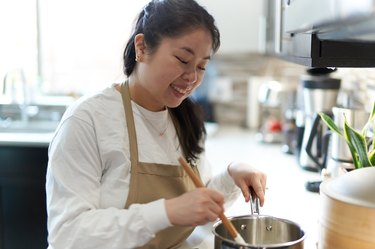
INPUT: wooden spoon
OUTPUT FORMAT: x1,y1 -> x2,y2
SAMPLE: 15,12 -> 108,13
178,157 -> 246,244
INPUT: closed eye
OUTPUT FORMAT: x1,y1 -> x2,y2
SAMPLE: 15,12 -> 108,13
176,56 -> 206,71
176,56 -> 188,64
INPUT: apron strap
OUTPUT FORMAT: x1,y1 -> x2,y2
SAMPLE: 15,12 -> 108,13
121,81 -> 139,204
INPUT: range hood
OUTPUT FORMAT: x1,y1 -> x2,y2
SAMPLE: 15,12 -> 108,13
272,0 -> 375,67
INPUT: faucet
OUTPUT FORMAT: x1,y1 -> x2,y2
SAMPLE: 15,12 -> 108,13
3,68 -> 29,123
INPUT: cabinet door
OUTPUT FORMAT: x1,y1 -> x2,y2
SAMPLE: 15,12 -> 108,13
197,0 -> 266,53
0,146 -> 48,249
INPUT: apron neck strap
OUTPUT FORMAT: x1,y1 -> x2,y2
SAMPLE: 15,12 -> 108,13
120,80 -> 139,167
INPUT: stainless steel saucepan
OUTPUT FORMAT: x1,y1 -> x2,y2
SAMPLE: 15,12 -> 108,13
212,197 -> 306,249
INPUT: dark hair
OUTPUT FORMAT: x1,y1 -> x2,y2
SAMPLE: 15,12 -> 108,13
123,0 -> 220,164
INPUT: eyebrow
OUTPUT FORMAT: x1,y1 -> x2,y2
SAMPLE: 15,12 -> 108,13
180,47 -> 211,60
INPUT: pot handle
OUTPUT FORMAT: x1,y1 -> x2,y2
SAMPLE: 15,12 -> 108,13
250,188 -> 260,215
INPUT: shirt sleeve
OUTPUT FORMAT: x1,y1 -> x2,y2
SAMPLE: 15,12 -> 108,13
197,152 -> 241,210
46,115 -> 171,249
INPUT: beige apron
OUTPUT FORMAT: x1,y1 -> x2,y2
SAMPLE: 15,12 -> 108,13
120,82 -> 200,249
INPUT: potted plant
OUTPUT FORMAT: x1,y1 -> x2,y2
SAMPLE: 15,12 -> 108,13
319,102 -> 375,169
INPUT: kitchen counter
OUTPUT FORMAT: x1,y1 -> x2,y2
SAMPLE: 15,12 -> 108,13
0,132 -> 53,147
0,120 -> 58,147
180,125 -> 321,249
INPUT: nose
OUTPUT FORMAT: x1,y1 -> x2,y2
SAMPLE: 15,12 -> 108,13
182,68 -> 198,85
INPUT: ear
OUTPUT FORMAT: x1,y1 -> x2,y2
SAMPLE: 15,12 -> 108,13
134,33 -> 146,58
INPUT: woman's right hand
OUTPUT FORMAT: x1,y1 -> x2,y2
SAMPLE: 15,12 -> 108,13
165,188 -> 224,226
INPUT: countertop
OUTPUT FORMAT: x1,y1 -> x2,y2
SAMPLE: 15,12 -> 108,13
179,125 -> 321,249
0,132 -> 53,147
0,120 -> 57,147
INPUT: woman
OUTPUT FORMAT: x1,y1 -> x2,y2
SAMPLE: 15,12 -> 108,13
46,0 -> 267,248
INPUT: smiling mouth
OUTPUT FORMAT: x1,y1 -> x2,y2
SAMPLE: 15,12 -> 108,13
171,84 -> 192,95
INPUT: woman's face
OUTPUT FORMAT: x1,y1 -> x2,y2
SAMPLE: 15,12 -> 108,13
131,28 -> 213,111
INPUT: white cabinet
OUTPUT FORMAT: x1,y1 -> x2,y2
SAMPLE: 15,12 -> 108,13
197,0 -> 266,54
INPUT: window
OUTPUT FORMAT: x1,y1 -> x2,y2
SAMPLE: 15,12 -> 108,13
1,0 -> 149,98
0,0 -> 38,99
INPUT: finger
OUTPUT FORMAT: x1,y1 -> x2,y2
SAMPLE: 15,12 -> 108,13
209,190 -> 225,204
209,194 -> 225,214
198,189 -> 224,213
205,201 -> 223,217
239,181 -> 251,202
252,183 -> 265,206
194,200 -> 222,225
203,209 -> 220,224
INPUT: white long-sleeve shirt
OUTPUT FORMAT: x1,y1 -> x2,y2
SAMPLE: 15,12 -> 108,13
46,85 -> 240,249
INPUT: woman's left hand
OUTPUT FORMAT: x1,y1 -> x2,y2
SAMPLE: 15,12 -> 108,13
227,162 -> 267,206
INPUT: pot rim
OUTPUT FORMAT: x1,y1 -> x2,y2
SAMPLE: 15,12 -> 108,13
212,214 -> 307,248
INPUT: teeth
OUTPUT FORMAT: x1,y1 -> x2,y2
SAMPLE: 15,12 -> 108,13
172,85 -> 191,94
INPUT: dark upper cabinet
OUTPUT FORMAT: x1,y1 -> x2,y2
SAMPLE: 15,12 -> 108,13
266,0 -> 375,68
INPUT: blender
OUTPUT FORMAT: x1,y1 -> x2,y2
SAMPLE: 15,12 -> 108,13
298,68 -> 341,172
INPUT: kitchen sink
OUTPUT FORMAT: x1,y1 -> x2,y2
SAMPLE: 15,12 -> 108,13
0,100 -> 69,133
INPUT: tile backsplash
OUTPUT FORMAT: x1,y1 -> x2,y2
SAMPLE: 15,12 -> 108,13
207,53 -> 375,127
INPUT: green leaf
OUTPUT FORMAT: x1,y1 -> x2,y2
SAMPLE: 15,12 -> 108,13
344,118 -> 371,168
319,104 -> 375,169
346,140 -> 361,169
361,101 -> 375,136
369,101 -> 375,121
368,150 -> 375,166
341,134 -> 361,169
318,112 -> 343,136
